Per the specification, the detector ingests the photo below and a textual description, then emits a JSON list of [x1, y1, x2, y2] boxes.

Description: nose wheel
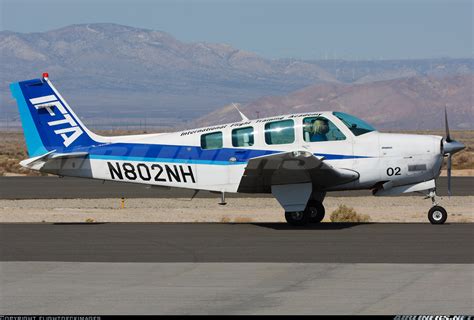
[[426, 190, 447, 224], [428, 206, 447, 224]]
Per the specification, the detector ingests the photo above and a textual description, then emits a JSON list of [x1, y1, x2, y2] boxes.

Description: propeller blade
[[444, 106, 452, 142], [447, 154, 452, 197]]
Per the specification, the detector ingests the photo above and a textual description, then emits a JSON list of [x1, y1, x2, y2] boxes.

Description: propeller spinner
[[442, 106, 465, 196]]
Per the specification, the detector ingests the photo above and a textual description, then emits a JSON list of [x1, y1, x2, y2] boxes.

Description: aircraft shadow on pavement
[[250, 222, 373, 230]]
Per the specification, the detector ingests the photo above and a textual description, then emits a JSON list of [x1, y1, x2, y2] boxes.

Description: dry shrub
[[85, 218, 96, 223], [220, 216, 231, 223], [452, 151, 474, 170], [330, 204, 370, 223]]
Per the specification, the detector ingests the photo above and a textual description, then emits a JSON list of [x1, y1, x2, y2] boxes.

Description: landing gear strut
[[426, 189, 447, 225], [285, 201, 325, 226]]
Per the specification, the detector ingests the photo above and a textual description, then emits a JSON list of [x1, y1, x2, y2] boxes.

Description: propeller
[[442, 106, 465, 196]]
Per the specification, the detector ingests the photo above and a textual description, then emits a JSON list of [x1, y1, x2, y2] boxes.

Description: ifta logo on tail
[[29, 94, 84, 147], [10, 72, 98, 156]]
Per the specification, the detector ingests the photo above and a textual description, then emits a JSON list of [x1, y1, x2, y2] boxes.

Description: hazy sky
[[0, 0, 472, 60]]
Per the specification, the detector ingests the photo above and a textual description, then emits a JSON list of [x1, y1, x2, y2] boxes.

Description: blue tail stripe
[[10, 83, 48, 157], [11, 78, 97, 156]]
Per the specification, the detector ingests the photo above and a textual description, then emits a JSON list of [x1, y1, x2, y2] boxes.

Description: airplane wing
[[237, 151, 359, 193]]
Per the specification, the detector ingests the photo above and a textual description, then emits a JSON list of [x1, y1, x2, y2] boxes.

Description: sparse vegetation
[[220, 216, 231, 223], [330, 204, 370, 223], [0, 132, 43, 176], [85, 218, 96, 223]]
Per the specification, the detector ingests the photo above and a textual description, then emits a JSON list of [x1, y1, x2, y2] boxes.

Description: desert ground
[[0, 196, 472, 223]]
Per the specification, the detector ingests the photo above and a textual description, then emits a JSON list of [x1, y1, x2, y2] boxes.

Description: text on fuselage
[[107, 161, 196, 183]]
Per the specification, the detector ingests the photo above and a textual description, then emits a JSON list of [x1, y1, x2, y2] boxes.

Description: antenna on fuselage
[[232, 103, 249, 122]]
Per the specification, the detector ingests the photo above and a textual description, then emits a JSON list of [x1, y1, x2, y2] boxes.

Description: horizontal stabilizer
[[50, 152, 89, 159], [20, 150, 89, 169]]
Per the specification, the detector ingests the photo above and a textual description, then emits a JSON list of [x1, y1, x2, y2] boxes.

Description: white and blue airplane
[[10, 73, 465, 225]]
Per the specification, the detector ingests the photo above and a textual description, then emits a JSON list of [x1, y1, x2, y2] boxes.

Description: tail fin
[[10, 74, 103, 157]]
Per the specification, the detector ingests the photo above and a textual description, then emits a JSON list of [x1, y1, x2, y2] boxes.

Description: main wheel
[[428, 206, 447, 224], [307, 201, 325, 223], [285, 210, 309, 226]]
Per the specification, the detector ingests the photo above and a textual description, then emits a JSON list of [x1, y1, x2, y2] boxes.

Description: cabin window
[[303, 117, 346, 142], [264, 120, 295, 145], [201, 132, 223, 149], [232, 127, 254, 147]]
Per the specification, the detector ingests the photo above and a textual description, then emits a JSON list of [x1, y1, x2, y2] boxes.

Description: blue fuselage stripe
[[81, 142, 371, 164], [89, 154, 246, 165]]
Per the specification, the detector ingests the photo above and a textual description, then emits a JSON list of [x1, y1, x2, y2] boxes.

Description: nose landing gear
[[426, 190, 448, 224]]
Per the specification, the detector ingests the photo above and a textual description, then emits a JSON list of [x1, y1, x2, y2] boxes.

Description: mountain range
[[0, 23, 472, 130], [195, 74, 473, 130]]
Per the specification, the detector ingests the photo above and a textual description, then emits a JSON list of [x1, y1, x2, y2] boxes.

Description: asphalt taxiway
[[1, 223, 473, 314], [1, 223, 472, 263]]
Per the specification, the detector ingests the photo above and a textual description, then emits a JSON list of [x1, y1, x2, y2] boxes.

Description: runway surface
[[1, 223, 472, 263], [2, 262, 472, 314], [1, 223, 473, 314], [1, 176, 472, 199]]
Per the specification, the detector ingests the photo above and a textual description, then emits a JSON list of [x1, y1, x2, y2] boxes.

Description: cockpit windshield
[[333, 112, 376, 136]]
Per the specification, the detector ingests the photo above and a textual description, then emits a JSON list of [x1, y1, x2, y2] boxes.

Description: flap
[[237, 151, 359, 193]]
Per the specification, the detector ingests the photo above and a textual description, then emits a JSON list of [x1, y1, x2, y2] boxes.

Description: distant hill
[[0, 23, 472, 130], [195, 74, 473, 130], [0, 23, 336, 128]]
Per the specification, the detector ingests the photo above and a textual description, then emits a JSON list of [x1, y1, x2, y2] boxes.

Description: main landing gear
[[285, 200, 325, 226], [426, 190, 447, 225]]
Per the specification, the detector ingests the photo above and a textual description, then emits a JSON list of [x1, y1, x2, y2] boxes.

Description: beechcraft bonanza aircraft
[[11, 73, 465, 225]]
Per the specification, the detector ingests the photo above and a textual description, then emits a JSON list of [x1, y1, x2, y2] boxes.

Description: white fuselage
[[38, 111, 444, 194]]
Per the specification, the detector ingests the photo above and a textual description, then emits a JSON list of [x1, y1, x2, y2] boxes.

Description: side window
[[303, 117, 346, 142], [265, 120, 295, 145], [232, 127, 254, 147], [201, 132, 223, 149]]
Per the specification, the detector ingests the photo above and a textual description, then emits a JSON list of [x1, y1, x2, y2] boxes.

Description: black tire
[[428, 206, 448, 224], [285, 210, 309, 226], [307, 201, 325, 223]]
